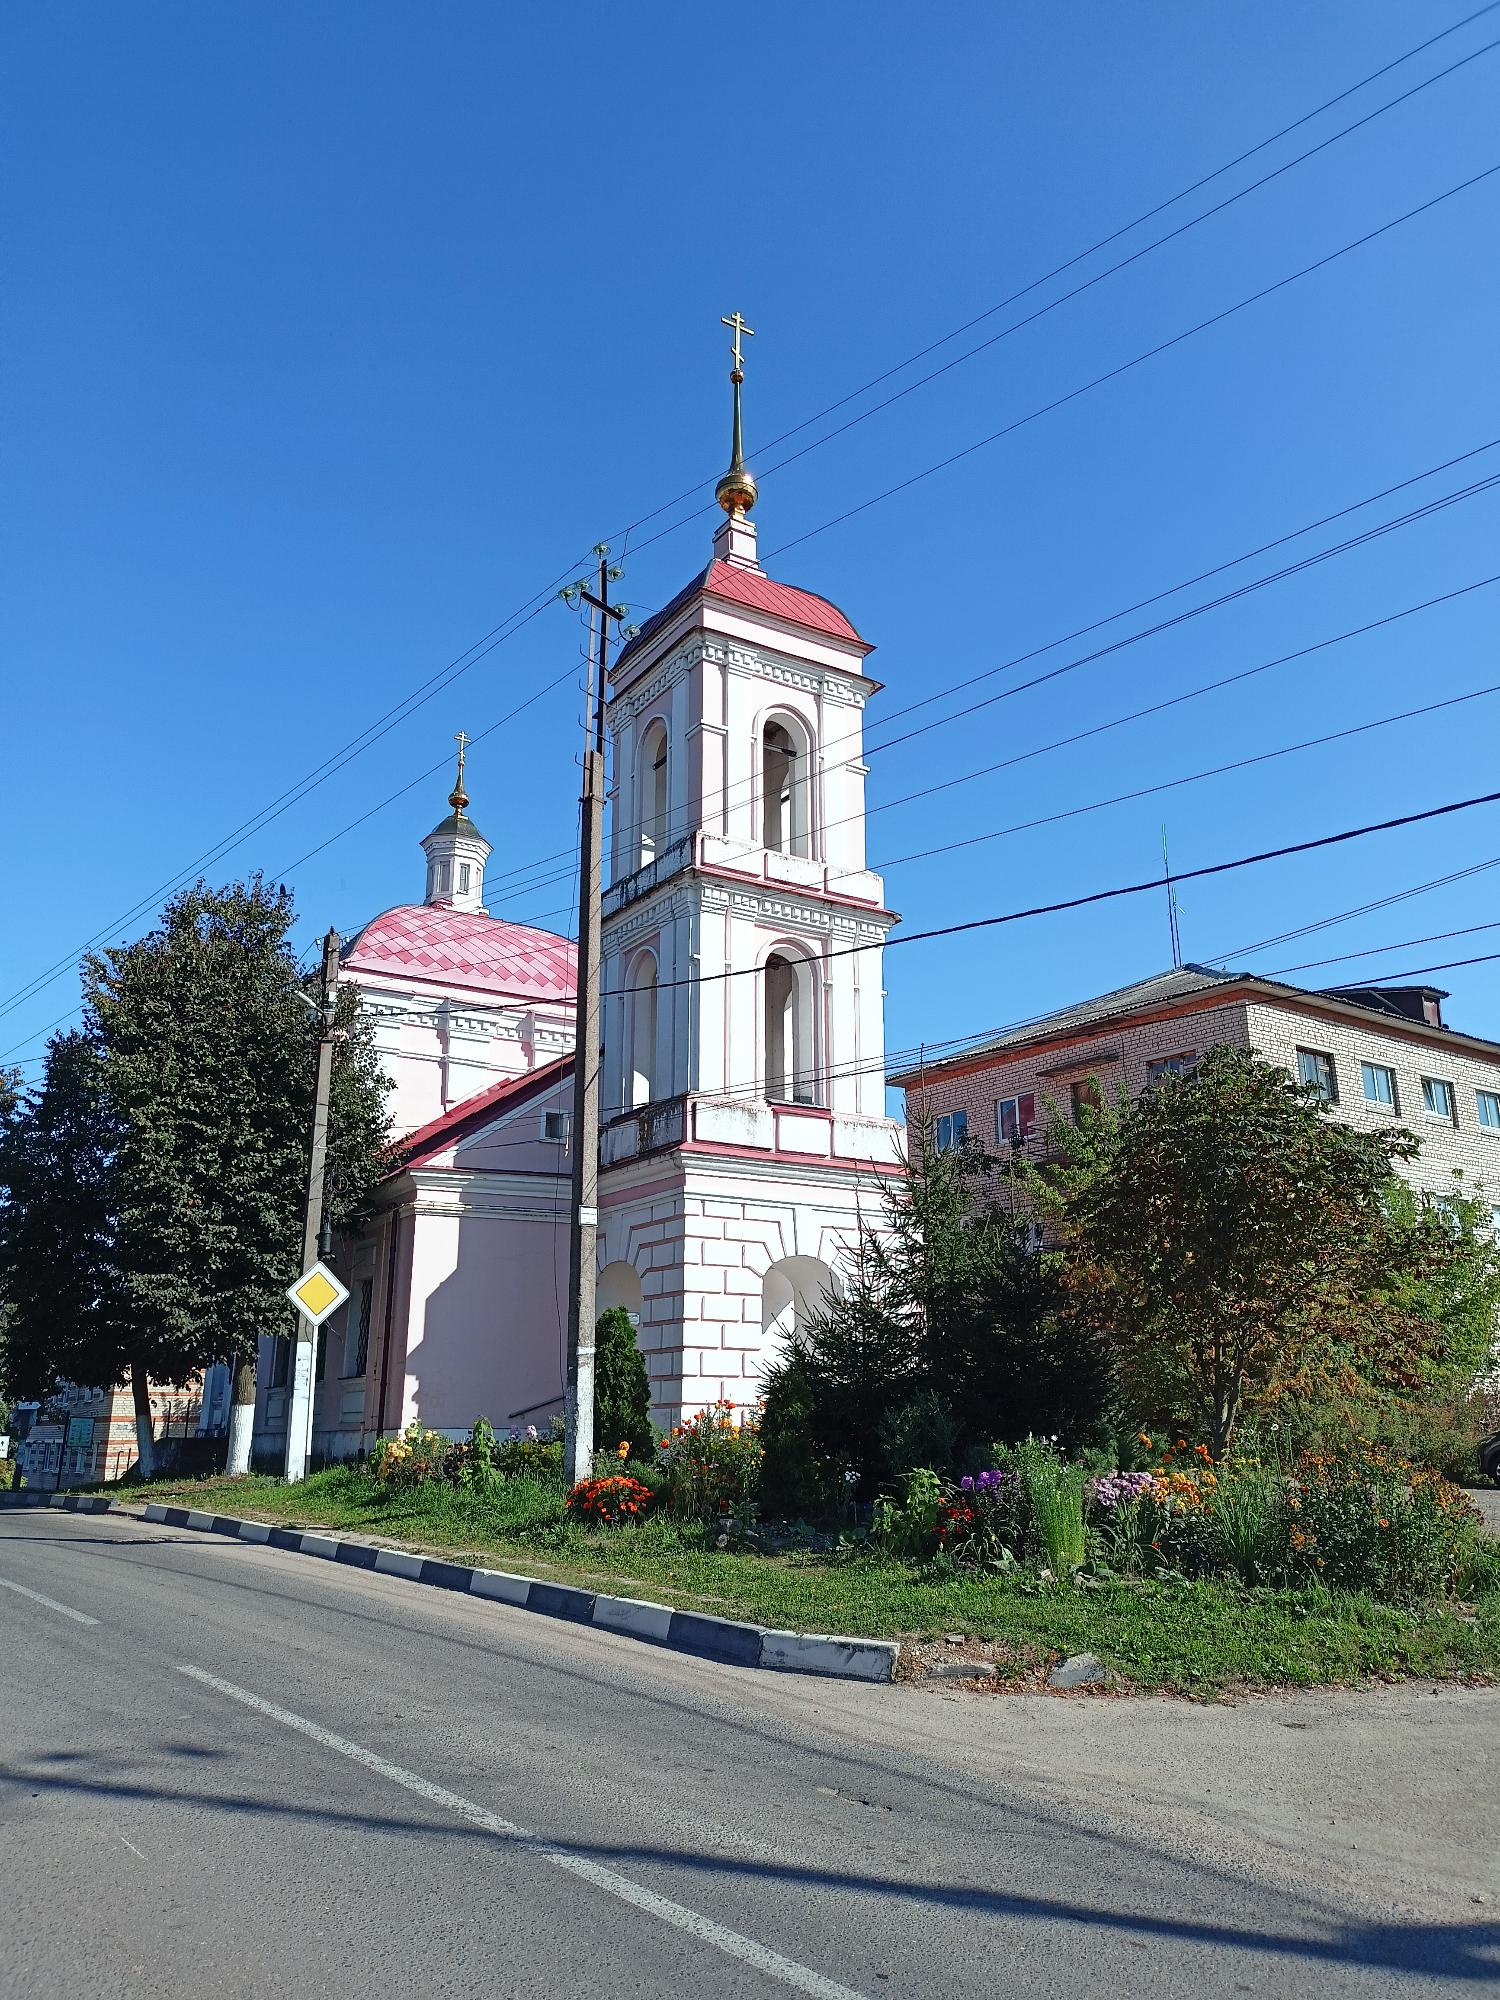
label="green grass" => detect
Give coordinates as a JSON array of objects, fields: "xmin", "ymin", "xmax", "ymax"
[{"xmin": 124, "ymin": 1466, "xmax": 1500, "ymax": 1696}]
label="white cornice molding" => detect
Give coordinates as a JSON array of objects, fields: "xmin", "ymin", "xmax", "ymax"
[{"xmin": 611, "ymin": 637, "xmax": 870, "ymax": 730}]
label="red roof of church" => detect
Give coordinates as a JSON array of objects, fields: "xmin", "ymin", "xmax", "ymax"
[
  {"xmin": 343, "ymin": 904, "xmax": 576, "ymax": 1002},
  {"xmin": 614, "ymin": 557, "xmax": 869, "ymax": 672},
  {"xmin": 397, "ymin": 1055, "xmax": 573, "ymax": 1171}
]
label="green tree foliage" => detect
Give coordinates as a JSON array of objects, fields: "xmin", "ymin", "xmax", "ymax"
[
  {"xmin": 758, "ymin": 1351, "xmax": 829, "ymax": 1517},
  {"xmin": 72, "ymin": 878, "xmax": 391, "ymax": 1402},
  {"xmin": 1027, "ymin": 1044, "xmax": 1500, "ymax": 1457},
  {"xmin": 790, "ymin": 1132, "xmax": 1111, "ymax": 1490},
  {"xmin": 0, "ymin": 1031, "xmax": 124, "ymax": 1403},
  {"xmin": 593, "ymin": 1306, "xmax": 654, "ymax": 1460}
]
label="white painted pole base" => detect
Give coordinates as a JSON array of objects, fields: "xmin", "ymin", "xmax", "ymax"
[
  {"xmin": 283, "ymin": 1332, "xmax": 315, "ymax": 1484},
  {"xmin": 225, "ymin": 1400, "xmax": 254, "ymax": 1477}
]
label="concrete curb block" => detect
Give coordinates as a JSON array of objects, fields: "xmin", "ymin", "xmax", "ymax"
[{"xmin": 1, "ymin": 1491, "xmax": 899, "ymax": 1684}]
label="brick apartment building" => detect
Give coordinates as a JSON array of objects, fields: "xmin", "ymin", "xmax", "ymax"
[{"xmin": 891, "ymin": 966, "xmax": 1500, "ymax": 1223}]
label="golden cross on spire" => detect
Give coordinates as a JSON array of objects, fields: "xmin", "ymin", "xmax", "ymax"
[
  {"xmin": 450, "ymin": 729, "xmax": 471, "ymax": 813},
  {"xmin": 721, "ymin": 310, "xmax": 755, "ymax": 376}
]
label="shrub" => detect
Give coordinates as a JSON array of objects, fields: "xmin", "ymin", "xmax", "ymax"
[
  {"xmin": 759, "ymin": 1354, "xmax": 830, "ymax": 1519},
  {"xmin": 447, "ymin": 1417, "xmax": 501, "ymax": 1491},
  {"xmin": 369, "ymin": 1423, "xmax": 451, "ymax": 1489},
  {"xmin": 879, "ymin": 1391, "xmax": 960, "ymax": 1479},
  {"xmin": 1287, "ymin": 1445, "xmax": 1481, "ymax": 1600},
  {"xmin": 594, "ymin": 1308, "xmax": 654, "ymax": 1462},
  {"xmin": 657, "ymin": 1401, "xmax": 764, "ymax": 1519},
  {"xmin": 873, "ymin": 1466, "xmax": 946, "ymax": 1560},
  {"xmin": 566, "ymin": 1475, "xmax": 653, "ymax": 1526},
  {"xmin": 493, "ymin": 1421, "xmax": 565, "ymax": 1483}
]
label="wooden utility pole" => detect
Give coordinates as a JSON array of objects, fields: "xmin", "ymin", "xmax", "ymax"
[
  {"xmin": 284, "ymin": 927, "xmax": 341, "ymax": 1484},
  {"xmin": 563, "ymin": 551, "xmax": 624, "ymax": 1487}
]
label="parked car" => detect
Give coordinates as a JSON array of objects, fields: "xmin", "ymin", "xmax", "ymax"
[{"xmin": 1479, "ymin": 1430, "xmax": 1500, "ymax": 1488}]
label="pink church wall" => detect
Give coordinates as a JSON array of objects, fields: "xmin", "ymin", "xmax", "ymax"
[{"xmin": 395, "ymin": 1209, "xmax": 564, "ymax": 1436}]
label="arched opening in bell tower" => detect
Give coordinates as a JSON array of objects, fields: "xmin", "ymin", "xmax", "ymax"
[
  {"xmin": 628, "ymin": 952, "xmax": 659, "ymax": 1106},
  {"xmin": 763, "ymin": 948, "xmax": 818, "ymax": 1106},
  {"xmin": 638, "ymin": 719, "xmax": 669, "ymax": 867},
  {"xmin": 761, "ymin": 716, "xmax": 811, "ymax": 856}
]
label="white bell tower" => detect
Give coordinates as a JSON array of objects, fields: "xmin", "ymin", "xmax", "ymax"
[{"xmin": 595, "ymin": 317, "xmax": 904, "ymax": 1425}]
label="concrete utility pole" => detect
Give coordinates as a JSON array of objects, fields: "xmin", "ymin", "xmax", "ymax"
[
  {"xmin": 284, "ymin": 927, "xmax": 341, "ymax": 1484},
  {"xmin": 563, "ymin": 550, "xmax": 624, "ymax": 1487}
]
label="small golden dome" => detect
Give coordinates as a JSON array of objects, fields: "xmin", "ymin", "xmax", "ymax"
[{"xmin": 715, "ymin": 464, "xmax": 758, "ymax": 516}]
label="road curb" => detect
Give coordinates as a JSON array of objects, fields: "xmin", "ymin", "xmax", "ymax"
[{"xmin": 1, "ymin": 1490, "xmax": 899, "ymax": 1684}]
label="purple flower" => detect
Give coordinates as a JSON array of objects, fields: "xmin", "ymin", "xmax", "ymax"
[{"xmin": 1085, "ymin": 1470, "xmax": 1154, "ymax": 1510}]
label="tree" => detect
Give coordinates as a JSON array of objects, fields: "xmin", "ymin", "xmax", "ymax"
[
  {"xmin": 0, "ymin": 1033, "xmax": 123, "ymax": 1415},
  {"xmin": 593, "ymin": 1306, "xmax": 653, "ymax": 1460},
  {"xmin": 759, "ymin": 1351, "xmax": 828, "ymax": 1517},
  {"xmin": 791, "ymin": 1130, "xmax": 1110, "ymax": 1489},
  {"xmin": 1028, "ymin": 1044, "xmax": 1500, "ymax": 1457},
  {"xmin": 82, "ymin": 878, "xmax": 391, "ymax": 1475}
]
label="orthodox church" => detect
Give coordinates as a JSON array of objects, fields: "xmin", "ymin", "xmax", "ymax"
[{"xmin": 253, "ymin": 337, "xmax": 905, "ymax": 1463}]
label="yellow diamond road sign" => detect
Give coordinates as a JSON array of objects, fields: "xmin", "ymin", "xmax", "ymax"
[{"xmin": 286, "ymin": 1261, "xmax": 349, "ymax": 1327}]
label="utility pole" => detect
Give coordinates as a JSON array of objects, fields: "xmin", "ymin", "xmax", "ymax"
[
  {"xmin": 563, "ymin": 550, "xmax": 624, "ymax": 1487},
  {"xmin": 284, "ymin": 927, "xmax": 341, "ymax": 1484}
]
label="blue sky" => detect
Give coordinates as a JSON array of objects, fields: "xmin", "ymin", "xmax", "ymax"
[{"xmin": 3, "ymin": 0, "xmax": 1498, "ymax": 1087}]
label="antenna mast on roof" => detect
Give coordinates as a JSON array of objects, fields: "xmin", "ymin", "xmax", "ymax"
[{"xmin": 1162, "ymin": 826, "xmax": 1183, "ymax": 969}]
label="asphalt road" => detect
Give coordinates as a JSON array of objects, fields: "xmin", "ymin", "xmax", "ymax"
[{"xmin": 0, "ymin": 1509, "xmax": 1495, "ymax": 1999}]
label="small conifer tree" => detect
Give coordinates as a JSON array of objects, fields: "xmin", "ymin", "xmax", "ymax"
[{"xmin": 593, "ymin": 1307, "xmax": 654, "ymax": 1460}]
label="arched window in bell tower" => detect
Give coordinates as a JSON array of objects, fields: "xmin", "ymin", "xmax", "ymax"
[
  {"xmin": 638, "ymin": 719, "xmax": 669, "ymax": 868},
  {"xmin": 764, "ymin": 949, "xmax": 818, "ymax": 1106},
  {"xmin": 761, "ymin": 716, "xmax": 811, "ymax": 857},
  {"xmin": 628, "ymin": 952, "xmax": 659, "ymax": 1107}
]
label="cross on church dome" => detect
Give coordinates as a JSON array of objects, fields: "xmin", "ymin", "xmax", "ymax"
[{"xmin": 421, "ymin": 734, "xmax": 492, "ymax": 912}]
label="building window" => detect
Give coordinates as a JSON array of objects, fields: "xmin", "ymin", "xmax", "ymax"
[
  {"xmin": 458, "ymin": 861, "xmax": 471, "ymax": 896},
  {"xmin": 761, "ymin": 717, "xmax": 811, "ymax": 857},
  {"xmin": 541, "ymin": 1109, "xmax": 571, "ymax": 1144},
  {"xmin": 996, "ymin": 1093, "xmax": 1036, "ymax": 1144},
  {"xmin": 764, "ymin": 950, "xmax": 817, "ymax": 1105},
  {"xmin": 629, "ymin": 953, "xmax": 659, "ymax": 1108},
  {"xmin": 1361, "ymin": 1061, "xmax": 1398, "ymax": 1110},
  {"xmin": 1146, "ymin": 1051, "xmax": 1196, "ymax": 1084},
  {"xmin": 1420, "ymin": 1076, "xmax": 1455, "ymax": 1122},
  {"xmin": 1296, "ymin": 1048, "xmax": 1338, "ymax": 1102},
  {"xmin": 638, "ymin": 719, "xmax": 669, "ymax": 867},
  {"xmin": 1477, "ymin": 1089, "xmax": 1500, "ymax": 1132},
  {"xmin": 1490, "ymin": 1204, "xmax": 1500, "ymax": 1238},
  {"xmin": 437, "ymin": 859, "xmax": 452, "ymax": 896},
  {"xmin": 346, "ymin": 1278, "xmax": 373, "ymax": 1379},
  {"xmin": 1069, "ymin": 1077, "xmax": 1104, "ymax": 1121},
  {"xmin": 935, "ymin": 1110, "xmax": 969, "ymax": 1152}
]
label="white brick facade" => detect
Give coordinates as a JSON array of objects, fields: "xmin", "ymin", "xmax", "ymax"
[{"xmin": 898, "ymin": 970, "xmax": 1500, "ymax": 1217}]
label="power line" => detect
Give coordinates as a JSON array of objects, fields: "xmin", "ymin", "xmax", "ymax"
[
  {"xmin": 610, "ymin": 785, "xmax": 1500, "ymax": 998},
  {"xmin": 766, "ymin": 159, "xmax": 1500, "ymax": 561},
  {"xmin": 603, "ymin": 5, "xmax": 1500, "ymax": 554},
  {"xmin": 491, "ymin": 521, "xmax": 1500, "ymax": 927},
  {"xmin": 1215, "ymin": 852, "xmax": 1500, "ymax": 961},
  {"xmin": 1266, "ymin": 920, "xmax": 1500, "ymax": 977},
  {"xmin": 483, "ymin": 444, "xmax": 1500, "ymax": 904},
  {"xmin": 8, "ymin": 152, "xmax": 1496, "ymax": 1038}
]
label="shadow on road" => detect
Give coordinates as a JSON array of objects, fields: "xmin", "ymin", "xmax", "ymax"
[{"xmin": 2, "ymin": 1757, "xmax": 1493, "ymax": 1984}]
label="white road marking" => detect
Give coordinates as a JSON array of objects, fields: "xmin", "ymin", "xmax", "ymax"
[
  {"xmin": 118, "ymin": 1835, "xmax": 147, "ymax": 1861},
  {"xmin": 176, "ymin": 1663, "xmax": 868, "ymax": 2000},
  {"xmin": 0, "ymin": 1575, "xmax": 99, "ymax": 1626}
]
